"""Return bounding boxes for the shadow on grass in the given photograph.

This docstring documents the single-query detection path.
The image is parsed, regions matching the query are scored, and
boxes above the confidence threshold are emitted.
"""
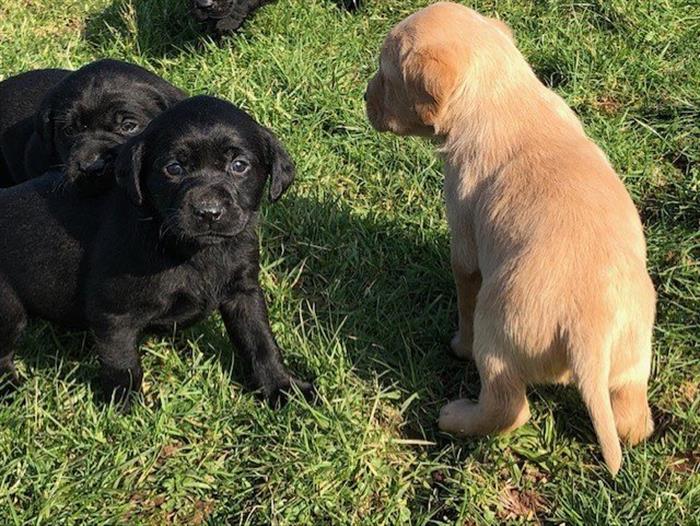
[262,194,460,390]
[84,0,205,58]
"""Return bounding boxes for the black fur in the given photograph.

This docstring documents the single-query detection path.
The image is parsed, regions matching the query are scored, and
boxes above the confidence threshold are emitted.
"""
[0,95,312,409]
[191,0,361,35]
[0,59,185,194]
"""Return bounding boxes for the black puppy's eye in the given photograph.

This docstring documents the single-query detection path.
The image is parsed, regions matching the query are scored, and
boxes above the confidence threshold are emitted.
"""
[230,158,249,174]
[64,123,89,136]
[165,162,184,176]
[120,120,140,134]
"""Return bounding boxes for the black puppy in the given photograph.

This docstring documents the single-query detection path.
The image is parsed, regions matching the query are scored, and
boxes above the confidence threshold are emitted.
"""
[0,68,70,187]
[191,0,361,35]
[0,96,312,408]
[0,59,185,193]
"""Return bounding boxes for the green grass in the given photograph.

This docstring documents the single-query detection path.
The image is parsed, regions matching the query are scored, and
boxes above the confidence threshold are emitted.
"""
[0,0,698,523]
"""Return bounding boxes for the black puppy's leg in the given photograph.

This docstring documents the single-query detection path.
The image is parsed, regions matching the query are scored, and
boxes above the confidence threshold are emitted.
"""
[220,289,314,406]
[93,324,142,410]
[215,13,248,33]
[0,279,27,395]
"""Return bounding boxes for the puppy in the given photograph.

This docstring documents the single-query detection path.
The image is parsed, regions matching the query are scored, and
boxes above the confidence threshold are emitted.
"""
[0,95,312,408]
[365,2,655,474]
[191,0,360,35]
[0,59,185,193]
[0,68,70,187]
[191,0,273,34]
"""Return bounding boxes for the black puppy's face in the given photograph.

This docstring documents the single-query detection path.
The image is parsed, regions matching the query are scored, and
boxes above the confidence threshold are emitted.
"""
[53,95,151,182]
[191,0,235,21]
[37,59,184,188]
[149,125,265,245]
[116,96,294,249]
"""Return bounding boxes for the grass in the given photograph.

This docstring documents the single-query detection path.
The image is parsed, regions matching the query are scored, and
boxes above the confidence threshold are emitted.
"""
[0,0,698,524]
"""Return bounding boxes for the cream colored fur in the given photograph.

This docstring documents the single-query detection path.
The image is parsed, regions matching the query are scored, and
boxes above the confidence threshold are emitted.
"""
[365,1,655,475]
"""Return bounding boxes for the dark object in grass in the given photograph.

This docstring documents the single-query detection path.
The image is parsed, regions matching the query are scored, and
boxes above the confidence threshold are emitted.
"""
[338,0,361,10]
[191,0,361,36]
[0,95,314,410]
[0,59,185,195]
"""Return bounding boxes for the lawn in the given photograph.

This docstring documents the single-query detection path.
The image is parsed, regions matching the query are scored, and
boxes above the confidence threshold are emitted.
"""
[0,0,698,524]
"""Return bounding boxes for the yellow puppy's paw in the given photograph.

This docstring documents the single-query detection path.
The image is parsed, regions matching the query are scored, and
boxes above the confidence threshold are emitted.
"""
[449,331,473,360]
[438,399,476,435]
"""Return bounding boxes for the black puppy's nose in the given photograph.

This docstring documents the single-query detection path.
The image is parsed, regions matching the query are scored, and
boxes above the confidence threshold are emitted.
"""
[195,0,214,8]
[193,200,224,222]
[79,158,106,175]
[363,91,368,102]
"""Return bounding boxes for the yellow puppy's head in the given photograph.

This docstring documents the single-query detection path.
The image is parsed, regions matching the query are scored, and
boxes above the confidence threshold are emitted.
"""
[365,2,517,136]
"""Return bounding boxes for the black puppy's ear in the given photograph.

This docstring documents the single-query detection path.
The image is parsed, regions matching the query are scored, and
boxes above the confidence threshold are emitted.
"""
[115,138,145,206]
[145,81,186,112]
[22,99,58,180]
[263,128,295,202]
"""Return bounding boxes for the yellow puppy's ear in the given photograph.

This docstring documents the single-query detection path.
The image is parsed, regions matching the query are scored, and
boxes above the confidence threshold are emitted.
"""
[489,17,515,42]
[404,49,460,128]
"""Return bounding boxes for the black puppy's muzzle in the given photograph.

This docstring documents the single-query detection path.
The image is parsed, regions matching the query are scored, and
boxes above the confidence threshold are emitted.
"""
[66,134,120,182]
[78,157,106,177]
[189,185,234,229]
[174,182,249,244]
[192,198,225,224]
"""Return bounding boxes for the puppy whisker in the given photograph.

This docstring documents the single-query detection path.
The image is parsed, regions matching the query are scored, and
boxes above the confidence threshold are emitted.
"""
[158,213,182,243]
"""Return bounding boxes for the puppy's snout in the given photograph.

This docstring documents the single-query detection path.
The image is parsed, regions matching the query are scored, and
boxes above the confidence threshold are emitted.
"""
[363,91,368,102]
[78,157,106,175]
[193,200,225,223]
[195,0,214,8]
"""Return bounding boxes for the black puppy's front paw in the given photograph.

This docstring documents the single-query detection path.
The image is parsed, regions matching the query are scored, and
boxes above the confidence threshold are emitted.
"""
[99,366,142,413]
[261,376,316,408]
[100,381,134,414]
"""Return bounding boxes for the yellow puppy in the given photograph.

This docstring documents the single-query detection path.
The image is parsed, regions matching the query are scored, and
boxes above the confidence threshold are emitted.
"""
[365,2,655,474]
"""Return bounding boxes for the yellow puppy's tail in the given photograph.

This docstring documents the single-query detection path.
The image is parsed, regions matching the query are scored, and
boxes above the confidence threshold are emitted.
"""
[577,372,623,475]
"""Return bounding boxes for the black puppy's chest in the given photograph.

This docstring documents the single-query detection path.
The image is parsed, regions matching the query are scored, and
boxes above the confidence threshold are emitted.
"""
[149,268,231,331]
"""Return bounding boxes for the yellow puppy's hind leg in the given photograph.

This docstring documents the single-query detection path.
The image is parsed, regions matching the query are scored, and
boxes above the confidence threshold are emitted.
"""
[439,324,530,436]
[609,331,654,446]
[450,267,482,360]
